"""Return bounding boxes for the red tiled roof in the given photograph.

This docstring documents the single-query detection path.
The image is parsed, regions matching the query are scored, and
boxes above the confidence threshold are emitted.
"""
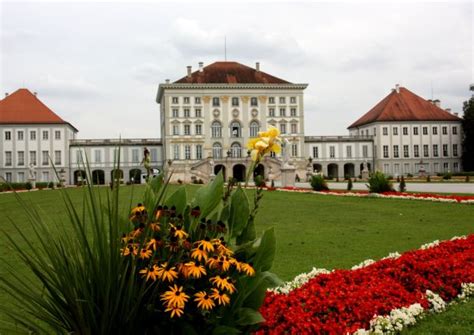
[348,87,461,128]
[174,61,291,84]
[0,89,76,130]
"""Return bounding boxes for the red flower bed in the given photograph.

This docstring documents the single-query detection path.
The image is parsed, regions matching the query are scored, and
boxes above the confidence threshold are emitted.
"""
[258,235,474,335]
[382,191,474,202]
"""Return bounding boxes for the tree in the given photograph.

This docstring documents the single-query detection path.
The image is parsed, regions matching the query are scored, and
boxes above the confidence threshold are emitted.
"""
[462,93,474,171]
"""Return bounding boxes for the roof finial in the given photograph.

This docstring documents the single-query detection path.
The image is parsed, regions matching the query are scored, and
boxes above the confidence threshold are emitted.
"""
[224,36,227,61]
[395,84,400,93]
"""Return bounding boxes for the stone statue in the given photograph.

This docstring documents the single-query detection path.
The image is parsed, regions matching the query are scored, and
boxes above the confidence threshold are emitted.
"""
[28,163,36,180]
[281,138,290,167]
[361,161,369,180]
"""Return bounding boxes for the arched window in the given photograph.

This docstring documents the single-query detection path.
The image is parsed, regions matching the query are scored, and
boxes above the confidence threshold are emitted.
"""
[231,142,242,158]
[249,121,260,137]
[230,121,241,138]
[211,121,222,138]
[212,143,222,159]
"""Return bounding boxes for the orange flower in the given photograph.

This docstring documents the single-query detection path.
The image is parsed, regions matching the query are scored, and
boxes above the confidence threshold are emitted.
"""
[239,262,256,276]
[139,248,152,260]
[157,262,178,282]
[160,284,189,308]
[209,288,230,306]
[184,261,206,279]
[209,275,236,293]
[165,306,184,318]
[139,264,160,282]
[197,238,214,252]
[190,245,208,262]
[194,291,215,310]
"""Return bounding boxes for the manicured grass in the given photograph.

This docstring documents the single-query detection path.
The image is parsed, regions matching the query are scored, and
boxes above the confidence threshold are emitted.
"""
[0,185,473,333]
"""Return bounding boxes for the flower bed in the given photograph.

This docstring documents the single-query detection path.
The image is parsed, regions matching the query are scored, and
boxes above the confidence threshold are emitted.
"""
[275,187,474,204]
[258,235,474,334]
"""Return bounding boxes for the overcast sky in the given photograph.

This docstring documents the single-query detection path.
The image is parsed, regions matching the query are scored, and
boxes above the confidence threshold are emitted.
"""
[1,1,472,139]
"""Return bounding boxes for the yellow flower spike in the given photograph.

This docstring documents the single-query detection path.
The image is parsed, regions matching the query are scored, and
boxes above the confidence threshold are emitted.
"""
[160,284,189,308]
[246,137,260,150]
[194,291,216,311]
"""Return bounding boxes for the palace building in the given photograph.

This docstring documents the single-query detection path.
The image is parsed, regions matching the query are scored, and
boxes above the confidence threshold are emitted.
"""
[0,61,465,185]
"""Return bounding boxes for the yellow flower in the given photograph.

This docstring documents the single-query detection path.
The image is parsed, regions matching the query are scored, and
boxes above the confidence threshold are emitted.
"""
[146,238,162,251]
[206,256,220,269]
[184,261,206,279]
[121,244,138,257]
[139,264,160,282]
[157,262,179,282]
[194,291,215,311]
[161,284,189,308]
[210,275,236,293]
[190,245,208,262]
[149,222,161,232]
[164,305,184,318]
[139,248,152,260]
[209,288,230,306]
[197,238,214,253]
[239,262,256,276]
[216,243,233,257]
[247,126,282,162]
[170,224,188,239]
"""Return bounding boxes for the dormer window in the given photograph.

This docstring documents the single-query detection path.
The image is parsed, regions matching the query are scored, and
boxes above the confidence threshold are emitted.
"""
[212,97,220,107]
[250,97,258,106]
[232,97,239,106]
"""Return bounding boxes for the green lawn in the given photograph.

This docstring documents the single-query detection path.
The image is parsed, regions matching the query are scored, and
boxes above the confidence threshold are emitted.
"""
[0,185,473,333]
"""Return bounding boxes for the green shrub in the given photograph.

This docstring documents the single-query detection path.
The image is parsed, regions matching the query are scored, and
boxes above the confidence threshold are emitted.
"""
[442,173,452,180]
[310,175,329,191]
[399,176,406,192]
[347,178,353,191]
[25,182,33,191]
[254,175,266,188]
[407,173,413,178]
[366,171,394,193]
[466,175,470,183]
[426,175,431,182]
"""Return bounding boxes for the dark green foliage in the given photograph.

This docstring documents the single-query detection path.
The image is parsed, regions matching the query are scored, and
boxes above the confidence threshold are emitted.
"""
[310,175,329,191]
[367,171,394,193]
[426,175,431,182]
[25,182,32,191]
[253,175,266,188]
[399,176,406,192]
[442,173,452,180]
[466,175,470,182]
[461,95,474,171]
[347,178,353,191]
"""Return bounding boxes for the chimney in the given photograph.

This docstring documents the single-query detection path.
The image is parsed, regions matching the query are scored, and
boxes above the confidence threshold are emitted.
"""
[4,93,8,97]
[395,84,400,93]
[445,108,451,113]
[256,62,260,72]
[198,62,204,72]
[33,92,38,96]
[187,65,192,78]
[454,112,459,117]
[433,99,441,108]
[165,79,170,84]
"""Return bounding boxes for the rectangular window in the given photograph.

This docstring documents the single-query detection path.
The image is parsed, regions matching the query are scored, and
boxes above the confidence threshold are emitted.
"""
[195,97,201,104]
[403,145,409,158]
[291,123,297,134]
[383,145,389,158]
[268,97,275,104]
[42,171,49,182]
[442,126,447,135]
[30,131,36,140]
[184,125,191,135]
[172,109,179,118]
[362,145,368,158]
[231,97,239,106]
[443,162,449,172]
[423,127,428,135]
[383,127,388,135]
[183,97,190,104]
[290,108,297,116]
[212,97,220,107]
[279,97,286,104]
[184,145,191,159]
[5,131,11,140]
[54,150,61,165]
[173,125,179,135]
[433,144,438,157]
[443,144,448,157]
[17,131,24,140]
[195,124,202,135]
[393,145,399,158]
[17,151,25,166]
[94,150,102,163]
[76,150,83,164]
[132,149,139,163]
[432,127,438,135]
[173,145,180,160]
[42,150,49,165]
[269,108,275,117]
[5,151,12,166]
[279,108,286,117]
[29,151,36,165]
[290,97,296,104]
[195,109,202,118]
[346,146,352,158]
[313,147,319,158]
[42,130,49,140]
[453,144,458,157]
[373,127,376,136]
[291,144,298,157]
[404,163,410,174]
[5,172,12,182]
[393,127,398,135]
[184,109,190,118]
[414,145,419,158]
[452,126,457,135]
[18,172,25,183]
[150,149,158,162]
[453,162,459,172]
[414,127,419,135]
[55,130,61,140]
[172,97,179,104]
[250,97,258,106]
[329,146,335,158]
[423,145,429,157]
[280,123,286,134]
[403,127,408,135]
[196,145,202,160]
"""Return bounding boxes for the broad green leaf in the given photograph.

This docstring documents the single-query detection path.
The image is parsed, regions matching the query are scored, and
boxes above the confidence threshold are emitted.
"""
[236,218,256,245]
[236,308,265,326]
[228,187,250,238]
[212,325,241,335]
[164,186,187,215]
[243,271,283,310]
[220,204,230,223]
[252,228,276,272]
[192,171,224,218]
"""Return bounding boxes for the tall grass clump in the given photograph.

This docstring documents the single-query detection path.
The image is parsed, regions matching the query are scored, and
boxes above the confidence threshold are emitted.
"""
[366,171,394,193]
[310,175,329,191]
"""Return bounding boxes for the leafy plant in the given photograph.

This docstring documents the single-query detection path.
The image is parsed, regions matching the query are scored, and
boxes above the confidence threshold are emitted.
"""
[347,178,353,191]
[310,175,329,191]
[443,173,452,180]
[366,171,394,193]
[426,175,431,182]
[399,176,406,192]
